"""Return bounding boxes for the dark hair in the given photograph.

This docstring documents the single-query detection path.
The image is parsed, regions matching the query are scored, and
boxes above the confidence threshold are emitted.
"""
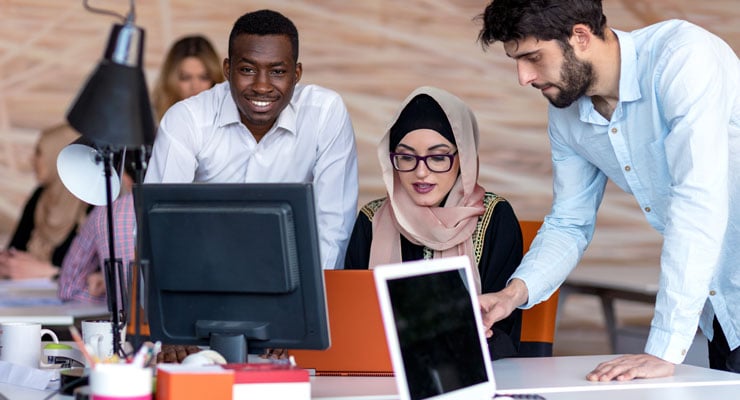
[477,0,607,49]
[228,9,299,62]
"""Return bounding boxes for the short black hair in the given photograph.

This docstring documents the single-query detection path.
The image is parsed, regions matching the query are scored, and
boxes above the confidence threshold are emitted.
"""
[477,0,607,49]
[228,9,299,62]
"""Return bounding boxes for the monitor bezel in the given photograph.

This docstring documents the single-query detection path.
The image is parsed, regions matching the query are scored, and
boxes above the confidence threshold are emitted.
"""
[133,182,330,361]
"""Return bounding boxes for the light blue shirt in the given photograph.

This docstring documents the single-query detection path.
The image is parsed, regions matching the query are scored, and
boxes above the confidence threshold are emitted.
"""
[513,20,739,364]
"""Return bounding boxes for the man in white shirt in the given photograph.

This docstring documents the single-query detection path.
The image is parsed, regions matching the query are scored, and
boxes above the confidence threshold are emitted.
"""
[145,9,358,269]
[476,0,739,380]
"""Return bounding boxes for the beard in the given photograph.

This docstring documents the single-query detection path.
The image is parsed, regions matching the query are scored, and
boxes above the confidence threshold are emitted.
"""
[544,44,594,108]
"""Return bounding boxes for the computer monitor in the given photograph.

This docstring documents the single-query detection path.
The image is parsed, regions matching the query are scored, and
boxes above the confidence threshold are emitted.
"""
[133,183,330,363]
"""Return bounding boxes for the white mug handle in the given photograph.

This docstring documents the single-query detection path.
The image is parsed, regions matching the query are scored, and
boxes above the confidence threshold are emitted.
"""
[86,333,105,359]
[39,328,60,367]
[40,328,59,344]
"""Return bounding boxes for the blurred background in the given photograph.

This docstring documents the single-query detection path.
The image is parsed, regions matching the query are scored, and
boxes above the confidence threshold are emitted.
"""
[0,0,737,355]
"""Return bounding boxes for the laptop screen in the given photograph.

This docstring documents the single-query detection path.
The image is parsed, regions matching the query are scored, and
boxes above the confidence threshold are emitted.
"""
[374,256,495,400]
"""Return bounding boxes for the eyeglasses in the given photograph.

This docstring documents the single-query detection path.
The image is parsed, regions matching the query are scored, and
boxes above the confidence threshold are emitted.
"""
[389,151,458,173]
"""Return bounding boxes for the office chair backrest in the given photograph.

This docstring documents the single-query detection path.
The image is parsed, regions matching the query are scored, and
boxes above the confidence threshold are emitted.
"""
[518,220,559,357]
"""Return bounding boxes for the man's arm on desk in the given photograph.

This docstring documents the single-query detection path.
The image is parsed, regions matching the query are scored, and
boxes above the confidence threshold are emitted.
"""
[479,279,529,338]
[479,278,677,382]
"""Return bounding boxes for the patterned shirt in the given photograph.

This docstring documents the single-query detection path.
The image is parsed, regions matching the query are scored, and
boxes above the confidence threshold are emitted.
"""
[58,193,136,303]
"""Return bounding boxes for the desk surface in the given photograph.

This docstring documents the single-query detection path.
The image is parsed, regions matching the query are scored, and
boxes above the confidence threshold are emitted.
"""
[0,279,109,325]
[5,355,738,400]
[493,354,740,394]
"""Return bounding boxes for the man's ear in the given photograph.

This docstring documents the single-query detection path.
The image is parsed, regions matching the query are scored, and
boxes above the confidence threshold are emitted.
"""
[294,62,303,83]
[222,58,230,81]
[569,24,592,52]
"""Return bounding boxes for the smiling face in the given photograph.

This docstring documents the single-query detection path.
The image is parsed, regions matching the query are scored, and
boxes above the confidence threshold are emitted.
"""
[176,56,214,100]
[394,129,460,207]
[504,36,594,108]
[224,34,302,140]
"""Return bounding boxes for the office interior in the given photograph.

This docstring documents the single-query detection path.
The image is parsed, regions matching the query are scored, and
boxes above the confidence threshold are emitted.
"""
[0,0,737,369]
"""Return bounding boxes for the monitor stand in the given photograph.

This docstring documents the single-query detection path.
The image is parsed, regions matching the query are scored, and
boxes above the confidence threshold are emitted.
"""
[196,320,270,363]
[210,333,247,363]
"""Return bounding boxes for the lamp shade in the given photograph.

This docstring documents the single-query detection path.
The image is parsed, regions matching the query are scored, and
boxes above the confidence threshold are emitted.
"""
[57,141,121,206]
[67,22,155,147]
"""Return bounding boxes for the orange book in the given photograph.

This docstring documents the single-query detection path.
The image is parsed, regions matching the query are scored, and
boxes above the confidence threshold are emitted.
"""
[156,365,233,400]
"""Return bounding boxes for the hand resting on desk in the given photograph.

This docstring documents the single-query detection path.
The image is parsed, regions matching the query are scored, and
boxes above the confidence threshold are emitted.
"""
[586,353,676,381]
[0,248,57,280]
[86,271,106,297]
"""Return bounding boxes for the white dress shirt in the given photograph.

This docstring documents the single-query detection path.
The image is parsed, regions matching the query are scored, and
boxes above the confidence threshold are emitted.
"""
[512,20,739,363]
[145,81,359,269]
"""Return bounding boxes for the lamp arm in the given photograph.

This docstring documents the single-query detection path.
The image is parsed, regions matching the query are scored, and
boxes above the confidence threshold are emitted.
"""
[101,149,126,357]
[82,0,129,22]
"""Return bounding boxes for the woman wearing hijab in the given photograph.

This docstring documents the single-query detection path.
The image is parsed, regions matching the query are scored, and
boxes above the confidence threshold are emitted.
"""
[0,123,89,279]
[345,86,523,359]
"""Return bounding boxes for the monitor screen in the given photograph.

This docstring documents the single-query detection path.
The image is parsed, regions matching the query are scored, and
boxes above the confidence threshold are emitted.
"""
[133,183,330,362]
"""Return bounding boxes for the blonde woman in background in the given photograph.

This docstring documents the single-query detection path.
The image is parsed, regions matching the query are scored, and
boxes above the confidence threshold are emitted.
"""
[0,124,89,280]
[152,34,224,120]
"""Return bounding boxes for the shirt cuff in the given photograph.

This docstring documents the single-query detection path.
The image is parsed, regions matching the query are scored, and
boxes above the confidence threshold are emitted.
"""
[509,270,558,310]
[644,325,698,364]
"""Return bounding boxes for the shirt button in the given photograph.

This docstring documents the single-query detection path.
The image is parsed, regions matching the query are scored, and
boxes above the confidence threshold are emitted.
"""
[611,127,618,134]
[644,207,651,212]
[624,165,631,172]
[710,290,717,296]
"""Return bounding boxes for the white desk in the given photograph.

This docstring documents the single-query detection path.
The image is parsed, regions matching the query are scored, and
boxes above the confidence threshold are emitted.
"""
[310,355,740,399]
[0,279,109,326]
[493,354,740,394]
[3,355,739,400]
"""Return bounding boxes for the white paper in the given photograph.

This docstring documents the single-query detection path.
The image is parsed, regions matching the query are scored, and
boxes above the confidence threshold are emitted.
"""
[0,360,54,390]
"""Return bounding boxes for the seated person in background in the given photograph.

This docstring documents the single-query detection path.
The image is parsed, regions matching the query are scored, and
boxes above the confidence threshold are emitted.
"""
[0,123,89,280]
[58,35,224,302]
[151,34,224,121]
[344,86,523,360]
[57,155,136,303]
[145,9,359,269]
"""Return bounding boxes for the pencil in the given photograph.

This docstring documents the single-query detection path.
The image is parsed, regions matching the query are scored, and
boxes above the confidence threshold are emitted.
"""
[69,326,96,367]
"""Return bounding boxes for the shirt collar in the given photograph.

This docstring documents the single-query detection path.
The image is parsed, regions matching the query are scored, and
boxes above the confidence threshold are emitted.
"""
[613,29,641,103]
[217,82,298,137]
[578,29,642,124]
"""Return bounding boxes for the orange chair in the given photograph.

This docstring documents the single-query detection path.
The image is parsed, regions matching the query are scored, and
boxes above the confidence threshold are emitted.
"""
[518,220,559,357]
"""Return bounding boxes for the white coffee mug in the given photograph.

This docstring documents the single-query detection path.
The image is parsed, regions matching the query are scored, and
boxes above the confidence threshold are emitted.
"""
[82,320,126,361]
[0,322,59,368]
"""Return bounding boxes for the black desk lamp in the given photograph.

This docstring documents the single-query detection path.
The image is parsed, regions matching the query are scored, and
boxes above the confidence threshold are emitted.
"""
[65,0,155,357]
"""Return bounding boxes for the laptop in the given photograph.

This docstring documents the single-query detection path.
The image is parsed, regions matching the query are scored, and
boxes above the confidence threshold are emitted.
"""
[374,256,496,400]
[290,270,394,376]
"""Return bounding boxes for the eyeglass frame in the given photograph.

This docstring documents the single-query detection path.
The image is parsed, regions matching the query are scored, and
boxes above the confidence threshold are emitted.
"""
[389,151,459,173]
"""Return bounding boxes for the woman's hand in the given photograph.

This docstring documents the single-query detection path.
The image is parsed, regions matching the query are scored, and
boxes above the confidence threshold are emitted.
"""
[86,271,106,296]
[0,249,57,279]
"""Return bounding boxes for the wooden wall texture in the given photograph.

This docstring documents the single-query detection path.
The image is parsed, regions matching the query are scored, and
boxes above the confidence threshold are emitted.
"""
[0,0,737,268]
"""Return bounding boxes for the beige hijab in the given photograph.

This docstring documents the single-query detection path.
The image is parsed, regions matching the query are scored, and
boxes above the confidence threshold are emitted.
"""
[369,86,486,293]
[27,123,88,263]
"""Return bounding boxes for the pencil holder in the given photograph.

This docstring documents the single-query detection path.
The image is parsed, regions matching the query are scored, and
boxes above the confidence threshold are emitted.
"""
[90,363,152,400]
